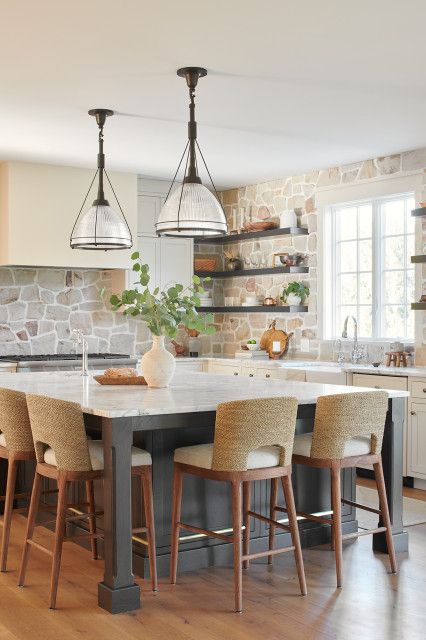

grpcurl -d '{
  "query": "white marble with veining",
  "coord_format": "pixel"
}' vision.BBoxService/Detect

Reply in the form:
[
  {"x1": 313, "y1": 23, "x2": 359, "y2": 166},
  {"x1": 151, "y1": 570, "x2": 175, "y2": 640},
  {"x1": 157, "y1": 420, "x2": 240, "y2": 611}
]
[{"x1": 0, "y1": 370, "x2": 408, "y2": 420}]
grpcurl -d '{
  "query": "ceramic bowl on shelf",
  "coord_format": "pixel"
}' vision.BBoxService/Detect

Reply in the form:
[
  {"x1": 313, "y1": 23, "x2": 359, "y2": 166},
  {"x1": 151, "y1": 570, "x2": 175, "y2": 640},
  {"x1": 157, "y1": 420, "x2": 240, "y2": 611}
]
[{"x1": 246, "y1": 343, "x2": 260, "y2": 351}]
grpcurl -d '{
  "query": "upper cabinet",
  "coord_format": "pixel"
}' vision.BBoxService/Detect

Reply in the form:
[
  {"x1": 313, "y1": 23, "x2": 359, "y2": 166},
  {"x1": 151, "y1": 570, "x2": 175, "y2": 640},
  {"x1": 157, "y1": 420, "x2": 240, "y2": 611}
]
[
  {"x1": 0, "y1": 161, "x2": 137, "y2": 269},
  {"x1": 137, "y1": 177, "x2": 169, "y2": 236}
]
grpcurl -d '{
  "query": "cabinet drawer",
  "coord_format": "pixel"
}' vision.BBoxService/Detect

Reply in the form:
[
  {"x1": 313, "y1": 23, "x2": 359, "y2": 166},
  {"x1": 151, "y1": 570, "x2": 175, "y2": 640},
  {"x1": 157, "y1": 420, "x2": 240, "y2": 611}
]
[
  {"x1": 408, "y1": 402, "x2": 426, "y2": 478},
  {"x1": 410, "y1": 381, "x2": 426, "y2": 399},
  {"x1": 352, "y1": 373, "x2": 407, "y2": 391},
  {"x1": 241, "y1": 366, "x2": 257, "y2": 378},
  {"x1": 210, "y1": 363, "x2": 241, "y2": 376}
]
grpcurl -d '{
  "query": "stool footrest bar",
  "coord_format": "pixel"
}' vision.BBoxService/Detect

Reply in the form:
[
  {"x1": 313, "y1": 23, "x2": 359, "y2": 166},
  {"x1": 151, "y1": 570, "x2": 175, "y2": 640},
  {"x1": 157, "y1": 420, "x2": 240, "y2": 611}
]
[
  {"x1": 341, "y1": 498, "x2": 381, "y2": 515},
  {"x1": 178, "y1": 522, "x2": 232, "y2": 542},
  {"x1": 247, "y1": 510, "x2": 291, "y2": 532},
  {"x1": 342, "y1": 526, "x2": 387, "y2": 541},
  {"x1": 243, "y1": 546, "x2": 295, "y2": 562}
]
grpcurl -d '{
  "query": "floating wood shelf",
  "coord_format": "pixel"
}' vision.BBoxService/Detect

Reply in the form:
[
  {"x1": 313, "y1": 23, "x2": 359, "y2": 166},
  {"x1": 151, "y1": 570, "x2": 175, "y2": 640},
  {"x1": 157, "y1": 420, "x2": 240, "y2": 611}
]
[
  {"x1": 411, "y1": 255, "x2": 426, "y2": 263},
  {"x1": 195, "y1": 266, "x2": 309, "y2": 279},
  {"x1": 195, "y1": 227, "x2": 308, "y2": 244},
  {"x1": 411, "y1": 302, "x2": 426, "y2": 310},
  {"x1": 411, "y1": 207, "x2": 426, "y2": 218},
  {"x1": 196, "y1": 305, "x2": 308, "y2": 313}
]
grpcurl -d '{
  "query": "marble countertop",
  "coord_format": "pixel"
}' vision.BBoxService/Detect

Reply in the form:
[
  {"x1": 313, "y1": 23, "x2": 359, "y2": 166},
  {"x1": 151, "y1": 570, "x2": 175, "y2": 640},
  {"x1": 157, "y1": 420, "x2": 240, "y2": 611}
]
[
  {"x1": 177, "y1": 356, "x2": 426, "y2": 377},
  {"x1": 0, "y1": 370, "x2": 408, "y2": 419}
]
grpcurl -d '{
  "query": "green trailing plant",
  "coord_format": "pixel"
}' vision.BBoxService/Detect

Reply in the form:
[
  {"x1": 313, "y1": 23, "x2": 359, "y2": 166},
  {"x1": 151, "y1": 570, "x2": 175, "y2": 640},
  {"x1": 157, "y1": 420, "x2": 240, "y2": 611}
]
[
  {"x1": 108, "y1": 251, "x2": 215, "y2": 339},
  {"x1": 281, "y1": 281, "x2": 310, "y2": 304}
]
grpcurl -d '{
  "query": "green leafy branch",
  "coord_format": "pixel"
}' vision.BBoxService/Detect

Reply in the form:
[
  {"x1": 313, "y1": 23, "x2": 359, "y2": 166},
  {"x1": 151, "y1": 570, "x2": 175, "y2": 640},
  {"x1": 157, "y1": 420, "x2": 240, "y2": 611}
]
[{"x1": 109, "y1": 251, "x2": 215, "y2": 339}]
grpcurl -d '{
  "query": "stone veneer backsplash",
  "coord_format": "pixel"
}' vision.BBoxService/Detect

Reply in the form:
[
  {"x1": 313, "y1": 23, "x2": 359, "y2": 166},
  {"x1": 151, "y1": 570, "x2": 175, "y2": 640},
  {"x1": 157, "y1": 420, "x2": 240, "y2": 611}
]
[
  {"x1": 196, "y1": 148, "x2": 426, "y2": 357},
  {"x1": 0, "y1": 268, "x2": 152, "y2": 357}
]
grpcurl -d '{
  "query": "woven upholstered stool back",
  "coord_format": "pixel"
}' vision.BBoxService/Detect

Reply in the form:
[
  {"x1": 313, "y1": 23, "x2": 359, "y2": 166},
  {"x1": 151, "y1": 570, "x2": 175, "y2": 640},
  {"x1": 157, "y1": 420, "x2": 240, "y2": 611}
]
[
  {"x1": 311, "y1": 391, "x2": 388, "y2": 460},
  {"x1": 26, "y1": 394, "x2": 92, "y2": 472},
  {"x1": 211, "y1": 396, "x2": 299, "y2": 471},
  {"x1": 0, "y1": 388, "x2": 34, "y2": 453}
]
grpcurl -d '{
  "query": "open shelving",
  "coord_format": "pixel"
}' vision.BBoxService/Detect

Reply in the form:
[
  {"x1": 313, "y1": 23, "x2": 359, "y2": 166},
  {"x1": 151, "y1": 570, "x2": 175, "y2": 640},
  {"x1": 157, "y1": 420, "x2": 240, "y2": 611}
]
[
  {"x1": 196, "y1": 305, "x2": 308, "y2": 313},
  {"x1": 411, "y1": 206, "x2": 426, "y2": 308},
  {"x1": 195, "y1": 265, "x2": 309, "y2": 279},
  {"x1": 195, "y1": 226, "x2": 308, "y2": 245},
  {"x1": 411, "y1": 207, "x2": 426, "y2": 218}
]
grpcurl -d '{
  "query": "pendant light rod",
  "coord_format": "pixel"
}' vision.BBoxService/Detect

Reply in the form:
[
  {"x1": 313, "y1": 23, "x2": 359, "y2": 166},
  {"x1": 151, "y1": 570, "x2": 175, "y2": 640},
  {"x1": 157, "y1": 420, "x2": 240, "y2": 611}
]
[
  {"x1": 177, "y1": 67, "x2": 206, "y2": 185},
  {"x1": 88, "y1": 108, "x2": 113, "y2": 206}
]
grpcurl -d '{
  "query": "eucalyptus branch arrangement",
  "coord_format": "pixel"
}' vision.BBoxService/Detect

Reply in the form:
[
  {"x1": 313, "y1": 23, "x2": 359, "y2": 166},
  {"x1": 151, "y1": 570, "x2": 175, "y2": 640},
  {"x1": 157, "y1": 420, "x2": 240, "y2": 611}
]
[{"x1": 109, "y1": 251, "x2": 215, "y2": 339}]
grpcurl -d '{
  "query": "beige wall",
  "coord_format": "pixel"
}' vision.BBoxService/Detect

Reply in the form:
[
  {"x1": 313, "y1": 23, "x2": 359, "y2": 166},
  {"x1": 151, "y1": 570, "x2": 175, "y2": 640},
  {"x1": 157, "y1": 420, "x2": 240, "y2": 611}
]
[{"x1": 0, "y1": 161, "x2": 137, "y2": 269}]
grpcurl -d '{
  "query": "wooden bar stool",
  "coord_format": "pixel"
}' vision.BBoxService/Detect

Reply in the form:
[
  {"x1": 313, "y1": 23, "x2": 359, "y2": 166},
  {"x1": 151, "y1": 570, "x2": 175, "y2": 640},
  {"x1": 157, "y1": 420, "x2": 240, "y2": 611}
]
[
  {"x1": 170, "y1": 397, "x2": 307, "y2": 613},
  {"x1": 270, "y1": 391, "x2": 397, "y2": 588},
  {"x1": 18, "y1": 394, "x2": 157, "y2": 609},
  {"x1": 0, "y1": 388, "x2": 37, "y2": 573}
]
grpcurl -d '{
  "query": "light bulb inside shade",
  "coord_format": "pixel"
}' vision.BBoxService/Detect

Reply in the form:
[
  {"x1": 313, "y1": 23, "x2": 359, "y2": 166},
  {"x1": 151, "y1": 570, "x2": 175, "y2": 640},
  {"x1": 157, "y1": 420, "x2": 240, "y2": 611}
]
[
  {"x1": 70, "y1": 204, "x2": 132, "y2": 250},
  {"x1": 156, "y1": 183, "x2": 227, "y2": 237}
]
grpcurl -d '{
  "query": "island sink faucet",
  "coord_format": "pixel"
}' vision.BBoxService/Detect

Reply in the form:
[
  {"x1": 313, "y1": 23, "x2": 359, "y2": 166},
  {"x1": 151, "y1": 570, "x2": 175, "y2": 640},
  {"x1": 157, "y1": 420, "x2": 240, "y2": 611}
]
[
  {"x1": 72, "y1": 329, "x2": 89, "y2": 377},
  {"x1": 342, "y1": 315, "x2": 362, "y2": 364}
]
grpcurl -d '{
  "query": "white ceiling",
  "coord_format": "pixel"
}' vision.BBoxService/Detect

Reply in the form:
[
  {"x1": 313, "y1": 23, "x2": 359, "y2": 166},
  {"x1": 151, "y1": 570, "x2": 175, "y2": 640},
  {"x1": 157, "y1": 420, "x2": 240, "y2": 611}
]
[{"x1": 0, "y1": 0, "x2": 425, "y2": 189}]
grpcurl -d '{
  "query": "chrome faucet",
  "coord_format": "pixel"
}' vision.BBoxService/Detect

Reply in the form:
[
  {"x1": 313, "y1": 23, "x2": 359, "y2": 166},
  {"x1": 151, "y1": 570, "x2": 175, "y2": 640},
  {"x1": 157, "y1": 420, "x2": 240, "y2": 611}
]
[
  {"x1": 342, "y1": 315, "x2": 362, "y2": 364},
  {"x1": 72, "y1": 329, "x2": 89, "y2": 377}
]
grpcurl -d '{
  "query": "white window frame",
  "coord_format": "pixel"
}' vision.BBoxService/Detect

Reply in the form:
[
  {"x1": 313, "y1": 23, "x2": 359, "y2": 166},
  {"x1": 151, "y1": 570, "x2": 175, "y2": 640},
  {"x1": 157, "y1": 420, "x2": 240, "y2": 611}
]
[
  {"x1": 327, "y1": 193, "x2": 414, "y2": 341},
  {"x1": 317, "y1": 172, "x2": 423, "y2": 344}
]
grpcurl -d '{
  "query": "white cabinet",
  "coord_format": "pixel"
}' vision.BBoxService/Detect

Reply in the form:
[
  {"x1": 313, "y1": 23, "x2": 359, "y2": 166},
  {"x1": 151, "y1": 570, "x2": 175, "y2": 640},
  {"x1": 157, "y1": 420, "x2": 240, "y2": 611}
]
[
  {"x1": 407, "y1": 402, "x2": 426, "y2": 479},
  {"x1": 305, "y1": 370, "x2": 347, "y2": 385},
  {"x1": 175, "y1": 360, "x2": 205, "y2": 373},
  {"x1": 134, "y1": 179, "x2": 193, "y2": 292},
  {"x1": 137, "y1": 193, "x2": 165, "y2": 236},
  {"x1": 160, "y1": 237, "x2": 193, "y2": 290},
  {"x1": 209, "y1": 362, "x2": 241, "y2": 376},
  {"x1": 352, "y1": 373, "x2": 407, "y2": 391}
]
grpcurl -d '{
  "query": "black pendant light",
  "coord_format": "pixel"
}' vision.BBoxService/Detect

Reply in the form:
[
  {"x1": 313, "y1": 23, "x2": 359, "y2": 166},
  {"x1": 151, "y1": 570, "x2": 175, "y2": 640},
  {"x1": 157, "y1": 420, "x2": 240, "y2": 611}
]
[
  {"x1": 155, "y1": 67, "x2": 228, "y2": 237},
  {"x1": 70, "y1": 109, "x2": 132, "y2": 250}
]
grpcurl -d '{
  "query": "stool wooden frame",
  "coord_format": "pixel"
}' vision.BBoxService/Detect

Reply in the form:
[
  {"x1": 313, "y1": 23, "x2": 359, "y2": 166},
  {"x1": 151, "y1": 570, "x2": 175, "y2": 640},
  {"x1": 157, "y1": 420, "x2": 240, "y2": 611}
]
[
  {"x1": 18, "y1": 393, "x2": 157, "y2": 609},
  {"x1": 270, "y1": 391, "x2": 397, "y2": 588},
  {"x1": 171, "y1": 462, "x2": 307, "y2": 613},
  {"x1": 170, "y1": 396, "x2": 307, "y2": 613}
]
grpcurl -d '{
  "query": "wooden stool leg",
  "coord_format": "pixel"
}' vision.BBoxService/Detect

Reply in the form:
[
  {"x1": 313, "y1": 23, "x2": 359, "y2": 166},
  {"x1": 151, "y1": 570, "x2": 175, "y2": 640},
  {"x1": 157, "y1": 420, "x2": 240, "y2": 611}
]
[
  {"x1": 49, "y1": 476, "x2": 68, "y2": 609},
  {"x1": 268, "y1": 477, "x2": 278, "y2": 565},
  {"x1": 281, "y1": 474, "x2": 307, "y2": 596},
  {"x1": 331, "y1": 465, "x2": 343, "y2": 588},
  {"x1": 18, "y1": 471, "x2": 42, "y2": 587},
  {"x1": 242, "y1": 481, "x2": 251, "y2": 569},
  {"x1": 85, "y1": 480, "x2": 98, "y2": 560},
  {"x1": 373, "y1": 459, "x2": 397, "y2": 574},
  {"x1": 232, "y1": 480, "x2": 243, "y2": 613},
  {"x1": 141, "y1": 467, "x2": 158, "y2": 592},
  {"x1": 0, "y1": 456, "x2": 19, "y2": 572},
  {"x1": 170, "y1": 464, "x2": 183, "y2": 584},
  {"x1": 330, "y1": 469, "x2": 335, "y2": 551}
]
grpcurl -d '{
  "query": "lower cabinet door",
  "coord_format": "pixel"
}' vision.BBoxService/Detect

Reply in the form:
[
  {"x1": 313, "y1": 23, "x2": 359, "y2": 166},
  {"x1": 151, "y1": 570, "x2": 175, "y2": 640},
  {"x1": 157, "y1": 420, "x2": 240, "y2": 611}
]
[{"x1": 408, "y1": 402, "x2": 426, "y2": 479}]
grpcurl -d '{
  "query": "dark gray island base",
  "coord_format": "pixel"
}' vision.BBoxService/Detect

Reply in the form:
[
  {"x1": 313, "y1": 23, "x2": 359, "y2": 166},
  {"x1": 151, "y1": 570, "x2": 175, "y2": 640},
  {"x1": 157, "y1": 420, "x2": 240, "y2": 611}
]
[{"x1": 84, "y1": 397, "x2": 406, "y2": 614}]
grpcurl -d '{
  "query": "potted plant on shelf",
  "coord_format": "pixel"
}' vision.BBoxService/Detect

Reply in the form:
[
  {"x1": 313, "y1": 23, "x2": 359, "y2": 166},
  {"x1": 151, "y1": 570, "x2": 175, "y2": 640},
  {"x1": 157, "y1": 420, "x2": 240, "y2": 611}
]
[
  {"x1": 281, "y1": 281, "x2": 310, "y2": 306},
  {"x1": 109, "y1": 252, "x2": 215, "y2": 388}
]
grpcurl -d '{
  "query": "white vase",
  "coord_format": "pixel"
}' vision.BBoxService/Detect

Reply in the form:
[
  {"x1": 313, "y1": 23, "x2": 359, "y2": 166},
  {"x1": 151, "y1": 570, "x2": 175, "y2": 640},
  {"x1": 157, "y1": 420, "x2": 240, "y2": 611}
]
[
  {"x1": 286, "y1": 293, "x2": 302, "y2": 305},
  {"x1": 141, "y1": 335, "x2": 176, "y2": 388},
  {"x1": 280, "y1": 210, "x2": 297, "y2": 228}
]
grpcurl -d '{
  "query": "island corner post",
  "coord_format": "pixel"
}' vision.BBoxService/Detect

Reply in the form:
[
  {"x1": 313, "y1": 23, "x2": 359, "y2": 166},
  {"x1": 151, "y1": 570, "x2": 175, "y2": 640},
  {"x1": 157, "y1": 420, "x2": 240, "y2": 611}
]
[{"x1": 91, "y1": 396, "x2": 407, "y2": 615}]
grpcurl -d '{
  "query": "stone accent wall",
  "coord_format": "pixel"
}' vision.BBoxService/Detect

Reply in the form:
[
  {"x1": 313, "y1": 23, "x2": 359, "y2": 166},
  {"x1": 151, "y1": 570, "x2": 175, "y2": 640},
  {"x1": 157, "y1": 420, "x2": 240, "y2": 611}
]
[
  {"x1": 0, "y1": 268, "x2": 151, "y2": 357},
  {"x1": 196, "y1": 148, "x2": 426, "y2": 357}
]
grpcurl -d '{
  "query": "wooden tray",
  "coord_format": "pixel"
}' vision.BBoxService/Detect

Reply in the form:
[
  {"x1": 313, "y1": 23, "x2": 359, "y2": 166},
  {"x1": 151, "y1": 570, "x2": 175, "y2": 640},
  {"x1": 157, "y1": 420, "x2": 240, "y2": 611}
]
[{"x1": 94, "y1": 375, "x2": 147, "y2": 386}]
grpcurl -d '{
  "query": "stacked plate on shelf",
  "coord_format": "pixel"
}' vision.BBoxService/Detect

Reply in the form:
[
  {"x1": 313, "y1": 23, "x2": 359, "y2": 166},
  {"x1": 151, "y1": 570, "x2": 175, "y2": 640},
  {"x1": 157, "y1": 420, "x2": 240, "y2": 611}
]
[{"x1": 198, "y1": 292, "x2": 213, "y2": 307}]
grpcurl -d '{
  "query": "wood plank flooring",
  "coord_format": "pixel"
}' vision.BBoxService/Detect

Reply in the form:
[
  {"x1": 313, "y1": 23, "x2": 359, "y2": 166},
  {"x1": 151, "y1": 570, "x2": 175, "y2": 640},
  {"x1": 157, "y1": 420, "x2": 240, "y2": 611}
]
[{"x1": 1, "y1": 507, "x2": 426, "y2": 640}]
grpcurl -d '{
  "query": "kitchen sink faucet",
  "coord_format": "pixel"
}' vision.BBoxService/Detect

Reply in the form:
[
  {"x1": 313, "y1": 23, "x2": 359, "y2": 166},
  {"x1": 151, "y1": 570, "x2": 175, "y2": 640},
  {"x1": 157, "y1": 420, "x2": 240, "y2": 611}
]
[
  {"x1": 72, "y1": 329, "x2": 89, "y2": 376},
  {"x1": 342, "y1": 315, "x2": 363, "y2": 364}
]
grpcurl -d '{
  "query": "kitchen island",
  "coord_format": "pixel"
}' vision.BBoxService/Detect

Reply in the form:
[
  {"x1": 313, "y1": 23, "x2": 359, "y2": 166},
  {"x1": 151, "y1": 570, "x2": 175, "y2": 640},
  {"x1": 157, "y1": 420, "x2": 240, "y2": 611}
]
[{"x1": 0, "y1": 370, "x2": 408, "y2": 614}]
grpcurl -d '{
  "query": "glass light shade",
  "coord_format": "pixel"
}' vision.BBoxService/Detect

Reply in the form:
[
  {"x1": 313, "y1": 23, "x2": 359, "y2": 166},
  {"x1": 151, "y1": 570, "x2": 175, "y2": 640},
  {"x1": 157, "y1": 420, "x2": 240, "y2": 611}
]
[
  {"x1": 156, "y1": 183, "x2": 227, "y2": 237},
  {"x1": 70, "y1": 204, "x2": 132, "y2": 250}
]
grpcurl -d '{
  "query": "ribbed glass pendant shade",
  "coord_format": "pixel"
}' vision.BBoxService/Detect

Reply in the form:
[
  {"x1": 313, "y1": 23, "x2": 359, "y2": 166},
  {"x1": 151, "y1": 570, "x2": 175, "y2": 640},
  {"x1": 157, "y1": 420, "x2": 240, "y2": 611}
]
[
  {"x1": 70, "y1": 204, "x2": 132, "y2": 249},
  {"x1": 156, "y1": 183, "x2": 227, "y2": 237}
]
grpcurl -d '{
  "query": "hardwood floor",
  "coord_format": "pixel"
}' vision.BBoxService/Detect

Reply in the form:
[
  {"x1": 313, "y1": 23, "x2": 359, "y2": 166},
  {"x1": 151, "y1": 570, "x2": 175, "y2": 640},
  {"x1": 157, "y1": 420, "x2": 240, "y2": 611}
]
[{"x1": 1, "y1": 512, "x2": 426, "y2": 640}]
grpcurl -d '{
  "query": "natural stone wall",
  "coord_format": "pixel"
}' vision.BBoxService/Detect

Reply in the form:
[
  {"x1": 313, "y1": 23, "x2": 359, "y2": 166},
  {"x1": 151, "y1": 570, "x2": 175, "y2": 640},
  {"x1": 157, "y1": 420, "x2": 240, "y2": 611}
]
[
  {"x1": 196, "y1": 148, "x2": 426, "y2": 357},
  {"x1": 0, "y1": 268, "x2": 152, "y2": 357}
]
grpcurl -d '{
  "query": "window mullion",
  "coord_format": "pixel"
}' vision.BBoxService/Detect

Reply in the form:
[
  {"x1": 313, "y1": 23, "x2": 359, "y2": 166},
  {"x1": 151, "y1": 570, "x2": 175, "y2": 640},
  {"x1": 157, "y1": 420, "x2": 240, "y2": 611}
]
[{"x1": 372, "y1": 199, "x2": 381, "y2": 340}]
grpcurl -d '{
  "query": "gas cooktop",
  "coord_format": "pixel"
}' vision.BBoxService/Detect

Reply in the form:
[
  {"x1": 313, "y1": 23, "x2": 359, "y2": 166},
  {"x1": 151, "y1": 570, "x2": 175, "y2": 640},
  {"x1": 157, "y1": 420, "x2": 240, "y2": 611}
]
[{"x1": 0, "y1": 354, "x2": 131, "y2": 362}]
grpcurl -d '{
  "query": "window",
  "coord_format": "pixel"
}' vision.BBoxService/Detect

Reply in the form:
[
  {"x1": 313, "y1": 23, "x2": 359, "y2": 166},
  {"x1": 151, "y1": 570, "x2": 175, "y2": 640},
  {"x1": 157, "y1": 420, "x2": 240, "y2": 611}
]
[{"x1": 325, "y1": 193, "x2": 415, "y2": 341}]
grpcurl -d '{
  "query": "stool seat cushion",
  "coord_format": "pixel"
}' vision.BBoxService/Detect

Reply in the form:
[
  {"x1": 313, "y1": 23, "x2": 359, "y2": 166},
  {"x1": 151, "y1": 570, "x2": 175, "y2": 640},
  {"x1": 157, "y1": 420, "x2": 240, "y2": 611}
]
[
  {"x1": 0, "y1": 433, "x2": 6, "y2": 447},
  {"x1": 174, "y1": 442, "x2": 281, "y2": 470},
  {"x1": 293, "y1": 433, "x2": 371, "y2": 458},
  {"x1": 44, "y1": 440, "x2": 151, "y2": 470}
]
